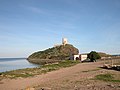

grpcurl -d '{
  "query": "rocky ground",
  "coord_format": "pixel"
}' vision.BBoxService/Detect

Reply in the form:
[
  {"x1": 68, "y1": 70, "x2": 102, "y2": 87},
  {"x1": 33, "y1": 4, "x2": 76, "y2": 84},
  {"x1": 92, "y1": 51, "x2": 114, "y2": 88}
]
[{"x1": 0, "y1": 61, "x2": 120, "y2": 90}]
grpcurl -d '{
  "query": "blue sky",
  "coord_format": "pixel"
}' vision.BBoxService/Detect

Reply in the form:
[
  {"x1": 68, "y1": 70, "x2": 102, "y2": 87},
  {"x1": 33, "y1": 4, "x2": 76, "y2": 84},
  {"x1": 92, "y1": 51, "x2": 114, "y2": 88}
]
[{"x1": 0, "y1": 0, "x2": 120, "y2": 57}]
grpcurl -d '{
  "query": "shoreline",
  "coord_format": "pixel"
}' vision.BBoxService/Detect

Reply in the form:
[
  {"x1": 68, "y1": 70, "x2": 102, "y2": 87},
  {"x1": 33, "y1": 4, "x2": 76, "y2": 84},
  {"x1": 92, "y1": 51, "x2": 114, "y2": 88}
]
[
  {"x1": 0, "y1": 58, "x2": 38, "y2": 73},
  {"x1": 0, "y1": 60, "x2": 79, "y2": 80}
]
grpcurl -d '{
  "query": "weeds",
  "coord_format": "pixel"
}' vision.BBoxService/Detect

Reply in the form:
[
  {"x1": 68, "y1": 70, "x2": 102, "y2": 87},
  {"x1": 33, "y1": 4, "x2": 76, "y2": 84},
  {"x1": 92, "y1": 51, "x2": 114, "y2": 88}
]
[
  {"x1": 82, "y1": 68, "x2": 101, "y2": 72},
  {"x1": 95, "y1": 73, "x2": 120, "y2": 82}
]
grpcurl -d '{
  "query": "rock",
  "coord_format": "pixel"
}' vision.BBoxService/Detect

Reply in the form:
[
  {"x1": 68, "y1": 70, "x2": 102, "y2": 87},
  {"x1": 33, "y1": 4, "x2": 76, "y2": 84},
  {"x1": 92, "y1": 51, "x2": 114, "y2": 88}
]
[
  {"x1": 26, "y1": 87, "x2": 35, "y2": 90},
  {"x1": 118, "y1": 85, "x2": 120, "y2": 88},
  {"x1": 40, "y1": 87, "x2": 51, "y2": 90},
  {"x1": 86, "y1": 84, "x2": 92, "y2": 87},
  {"x1": 103, "y1": 64, "x2": 112, "y2": 69},
  {"x1": 116, "y1": 66, "x2": 120, "y2": 70},
  {"x1": 107, "y1": 84, "x2": 114, "y2": 88}
]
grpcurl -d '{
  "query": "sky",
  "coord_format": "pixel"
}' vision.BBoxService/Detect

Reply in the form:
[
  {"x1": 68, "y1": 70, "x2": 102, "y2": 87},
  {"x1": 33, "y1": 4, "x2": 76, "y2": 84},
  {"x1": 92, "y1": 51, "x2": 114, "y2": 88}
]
[{"x1": 0, "y1": 0, "x2": 120, "y2": 58}]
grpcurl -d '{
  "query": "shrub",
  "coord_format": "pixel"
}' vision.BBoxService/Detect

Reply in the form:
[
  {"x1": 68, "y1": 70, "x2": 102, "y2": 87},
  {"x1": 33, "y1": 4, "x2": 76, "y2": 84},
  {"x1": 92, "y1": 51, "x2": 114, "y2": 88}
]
[{"x1": 87, "y1": 51, "x2": 101, "y2": 62}]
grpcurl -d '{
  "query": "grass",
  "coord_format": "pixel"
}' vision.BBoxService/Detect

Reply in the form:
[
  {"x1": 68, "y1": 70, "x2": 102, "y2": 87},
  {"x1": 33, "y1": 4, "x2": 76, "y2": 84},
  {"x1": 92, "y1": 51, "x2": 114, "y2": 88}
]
[
  {"x1": 0, "y1": 60, "x2": 79, "y2": 79},
  {"x1": 82, "y1": 68, "x2": 101, "y2": 72},
  {"x1": 95, "y1": 73, "x2": 120, "y2": 82},
  {"x1": 40, "y1": 60, "x2": 79, "y2": 73}
]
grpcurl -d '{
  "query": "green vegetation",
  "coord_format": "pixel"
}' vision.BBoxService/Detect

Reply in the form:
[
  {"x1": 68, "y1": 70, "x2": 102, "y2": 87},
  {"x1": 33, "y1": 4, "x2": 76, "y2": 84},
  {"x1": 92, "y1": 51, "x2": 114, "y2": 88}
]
[
  {"x1": 40, "y1": 60, "x2": 79, "y2": 73},
  {"x1": 82, "y1": 68, "x2": 101, "y2": 72},
  {"x1": 95, "y1": 73, "x2": 120, "y2": 82},
  {"x1": 0, "y1": 60, "x2": 79, "y2": 79},
  {"x1": 27, "y1": 44, "x2": 79, "y2": 64},
  {"x1": 87, "y1": 51, "x2": 101, "y2": 62}
]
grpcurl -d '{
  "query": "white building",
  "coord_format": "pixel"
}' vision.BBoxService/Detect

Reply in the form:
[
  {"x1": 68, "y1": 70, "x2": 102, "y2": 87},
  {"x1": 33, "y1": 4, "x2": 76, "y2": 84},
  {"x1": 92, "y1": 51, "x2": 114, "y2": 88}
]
[
  {"x1": 80, "y1": 54, "x2": 88, "y2": 61},
  {"x1": 54, "y1": 38, "x2": 68, "y2": 47},
  {"x1": 62, "y1": 38, "x2": 68, "y2": 45},
  {"x1": 73, "y1": 54, "x2": 88, "y2": 61},
  {"x1": 73, "y1": 55, "x2": 80, "y2": 60}
]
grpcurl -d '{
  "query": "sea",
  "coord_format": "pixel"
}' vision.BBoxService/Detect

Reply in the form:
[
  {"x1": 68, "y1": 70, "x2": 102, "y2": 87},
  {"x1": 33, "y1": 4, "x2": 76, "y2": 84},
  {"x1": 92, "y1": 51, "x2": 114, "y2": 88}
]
[{"x1": 0, "y1": 58, "x2": 39, "y2": 72}]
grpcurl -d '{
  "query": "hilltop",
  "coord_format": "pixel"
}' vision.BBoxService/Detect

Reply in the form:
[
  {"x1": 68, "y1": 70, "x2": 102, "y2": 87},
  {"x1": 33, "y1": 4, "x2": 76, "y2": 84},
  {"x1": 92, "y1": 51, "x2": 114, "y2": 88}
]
[
  {"x1": 98, "y1": 52, "x2": 111, "y2": 57},
  {"x1": 27, "y1": 44, "x2": 79, "y2": 64}
]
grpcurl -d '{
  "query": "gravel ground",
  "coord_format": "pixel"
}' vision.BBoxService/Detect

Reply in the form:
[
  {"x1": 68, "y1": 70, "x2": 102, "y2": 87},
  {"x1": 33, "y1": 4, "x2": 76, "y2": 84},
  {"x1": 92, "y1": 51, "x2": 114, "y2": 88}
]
[{"x1": 0, "y1": 61, "x2": 120, "y2": 90}]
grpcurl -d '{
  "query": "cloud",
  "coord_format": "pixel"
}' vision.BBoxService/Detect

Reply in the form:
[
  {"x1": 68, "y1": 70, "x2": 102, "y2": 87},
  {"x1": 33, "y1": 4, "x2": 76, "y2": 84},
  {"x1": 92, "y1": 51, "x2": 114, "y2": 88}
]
[
  {"x1": 26, "y1": 6, "x2": 45, "y2": 14},
  {"x1": 20, "y1": 5, "x2": 46, "y2": 14}
]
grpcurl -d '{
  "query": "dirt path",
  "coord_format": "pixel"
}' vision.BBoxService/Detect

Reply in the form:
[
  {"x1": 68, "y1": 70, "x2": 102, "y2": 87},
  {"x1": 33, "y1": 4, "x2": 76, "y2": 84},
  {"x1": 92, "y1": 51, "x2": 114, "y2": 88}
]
[{"x1": 0, "y1": 61, "x2": 120, "y2": 90}]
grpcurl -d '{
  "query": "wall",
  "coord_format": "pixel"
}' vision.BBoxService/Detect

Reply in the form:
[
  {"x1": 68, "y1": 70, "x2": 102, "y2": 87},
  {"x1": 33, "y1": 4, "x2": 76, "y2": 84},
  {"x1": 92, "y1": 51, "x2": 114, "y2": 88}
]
[{"x1": 80, "y1": 54, "x2": 87, "y2": 61}]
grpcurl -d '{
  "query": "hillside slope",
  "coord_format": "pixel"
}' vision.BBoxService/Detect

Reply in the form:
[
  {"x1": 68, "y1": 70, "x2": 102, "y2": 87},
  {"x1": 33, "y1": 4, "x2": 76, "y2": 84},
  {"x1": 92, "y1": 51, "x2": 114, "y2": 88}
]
[
  {"x1": 98, "y1": 52, "x2": 111, "y2": 57},
  {"x1": 27, "y1": 44, "x2": 79, "y2": 64}
]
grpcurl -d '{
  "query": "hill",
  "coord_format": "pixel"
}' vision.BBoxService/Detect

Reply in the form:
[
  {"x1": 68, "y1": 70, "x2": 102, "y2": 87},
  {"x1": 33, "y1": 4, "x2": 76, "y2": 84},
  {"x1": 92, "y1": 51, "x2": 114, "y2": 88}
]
[
  {"x1": 98, "y1": 52, "x2": 111, "y2": 57},
  {"x1": 27, "y1": 44, "x2": 79, "y2": 64}
]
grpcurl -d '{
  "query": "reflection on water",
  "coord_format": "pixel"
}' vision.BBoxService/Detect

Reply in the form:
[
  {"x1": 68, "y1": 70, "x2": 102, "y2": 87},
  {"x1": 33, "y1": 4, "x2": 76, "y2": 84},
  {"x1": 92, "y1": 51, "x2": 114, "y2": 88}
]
[{"x1": 0, "y1": 58, "x2": 39, "y2": 72}]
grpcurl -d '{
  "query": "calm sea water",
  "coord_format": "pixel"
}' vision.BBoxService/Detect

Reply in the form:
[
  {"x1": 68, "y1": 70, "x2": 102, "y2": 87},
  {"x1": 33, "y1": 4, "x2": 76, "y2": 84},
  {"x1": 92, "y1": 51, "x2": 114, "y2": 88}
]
[{"x1": 0, "y1": 58, "x2": 39, "y2": 72}]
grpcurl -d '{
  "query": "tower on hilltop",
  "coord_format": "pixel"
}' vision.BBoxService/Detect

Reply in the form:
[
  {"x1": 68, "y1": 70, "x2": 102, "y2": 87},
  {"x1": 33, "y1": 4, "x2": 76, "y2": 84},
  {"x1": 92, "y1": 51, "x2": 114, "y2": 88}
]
[{"x1": 62, "y1": 38, "x2": 68, "y2": 45}]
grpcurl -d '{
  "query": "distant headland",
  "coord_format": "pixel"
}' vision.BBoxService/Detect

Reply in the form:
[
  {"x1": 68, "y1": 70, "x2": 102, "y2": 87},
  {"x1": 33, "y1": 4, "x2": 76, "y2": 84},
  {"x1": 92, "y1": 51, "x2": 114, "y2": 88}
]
[{"x1": 27, "y1": 38, "x2": 79, "y2": 64}]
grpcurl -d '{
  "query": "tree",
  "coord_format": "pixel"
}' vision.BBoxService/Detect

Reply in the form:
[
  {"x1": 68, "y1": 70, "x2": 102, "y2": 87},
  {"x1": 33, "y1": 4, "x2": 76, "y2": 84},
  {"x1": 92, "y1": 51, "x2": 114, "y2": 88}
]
[{"x1": 87, "y1": 51, "x2": 101, "y2": 62}]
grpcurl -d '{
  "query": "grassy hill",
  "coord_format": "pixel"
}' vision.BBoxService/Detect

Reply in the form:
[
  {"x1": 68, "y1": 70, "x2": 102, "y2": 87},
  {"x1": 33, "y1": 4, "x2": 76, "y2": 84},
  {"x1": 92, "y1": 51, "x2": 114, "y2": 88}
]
[{"x1": 27, "y1": 44, "x2": 79, "y2": 64}]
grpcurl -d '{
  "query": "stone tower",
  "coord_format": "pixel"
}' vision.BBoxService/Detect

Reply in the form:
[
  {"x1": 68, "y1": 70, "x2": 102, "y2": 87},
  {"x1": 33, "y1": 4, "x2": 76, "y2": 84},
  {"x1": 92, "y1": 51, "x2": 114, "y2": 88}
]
[{"x1": 62, "y1": 38, "x2": 68, "y2": 45}]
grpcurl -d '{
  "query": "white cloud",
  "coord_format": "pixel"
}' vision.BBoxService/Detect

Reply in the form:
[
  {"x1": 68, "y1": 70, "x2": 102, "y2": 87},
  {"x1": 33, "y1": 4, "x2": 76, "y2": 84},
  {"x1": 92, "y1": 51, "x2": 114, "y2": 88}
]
[
  {"x1": 20, "y1": 5, "x2": 46, "y2": 14},
  {"x1": 26, "y1": 6, "x2": 44, "y2": 14}
]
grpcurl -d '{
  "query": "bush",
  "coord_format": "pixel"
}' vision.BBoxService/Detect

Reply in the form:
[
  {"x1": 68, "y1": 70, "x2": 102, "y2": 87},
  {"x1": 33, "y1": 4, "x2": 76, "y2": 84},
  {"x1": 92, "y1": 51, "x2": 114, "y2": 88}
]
[{"x1": 87, "y1": 51, "x2": 101, "y2": 62}]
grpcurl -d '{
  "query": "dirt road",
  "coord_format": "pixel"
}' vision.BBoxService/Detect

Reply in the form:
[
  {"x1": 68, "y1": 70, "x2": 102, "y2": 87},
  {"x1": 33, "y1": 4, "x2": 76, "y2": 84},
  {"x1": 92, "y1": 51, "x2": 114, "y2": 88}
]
[{"x1": 0, "y1": 61, "x2": 120, "y2": 90}]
